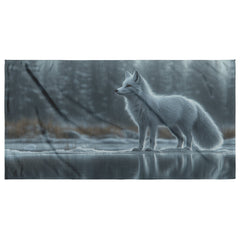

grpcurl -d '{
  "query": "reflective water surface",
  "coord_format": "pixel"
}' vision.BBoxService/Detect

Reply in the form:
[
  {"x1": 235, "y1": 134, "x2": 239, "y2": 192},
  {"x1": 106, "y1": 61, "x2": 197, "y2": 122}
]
[{"x1": 5, "y1": 138, "x2": 235, "y2": 179}]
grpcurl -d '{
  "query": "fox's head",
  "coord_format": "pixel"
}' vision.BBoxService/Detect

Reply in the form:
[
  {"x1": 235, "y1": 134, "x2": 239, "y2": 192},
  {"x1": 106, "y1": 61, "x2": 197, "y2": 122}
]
[{"x1": 114, "y1": 71, "x2": 142, "y2": 96}]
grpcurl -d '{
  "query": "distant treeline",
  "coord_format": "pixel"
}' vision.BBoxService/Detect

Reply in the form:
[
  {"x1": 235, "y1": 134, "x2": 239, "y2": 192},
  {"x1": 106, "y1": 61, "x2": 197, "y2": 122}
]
[{"x1": 5, "y1": 60, "x2": 235, "y2": 132}]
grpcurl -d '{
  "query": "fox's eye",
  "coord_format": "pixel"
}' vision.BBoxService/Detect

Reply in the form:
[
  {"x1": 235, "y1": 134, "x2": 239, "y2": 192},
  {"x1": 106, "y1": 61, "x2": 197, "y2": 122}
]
[{"x1": 126, "y1": 84, "x2": 132, "y2": 87}]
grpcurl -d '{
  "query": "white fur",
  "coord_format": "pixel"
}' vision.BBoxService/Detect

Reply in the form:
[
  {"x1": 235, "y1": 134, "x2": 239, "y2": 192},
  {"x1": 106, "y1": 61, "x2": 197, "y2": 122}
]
[{"x1": 116, "y1": 71, "x2": 223, "y2": 151}]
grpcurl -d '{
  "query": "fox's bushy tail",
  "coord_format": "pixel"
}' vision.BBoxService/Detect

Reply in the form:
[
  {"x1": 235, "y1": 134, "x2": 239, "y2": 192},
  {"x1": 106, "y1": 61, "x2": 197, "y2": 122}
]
[{"x1": 192, "y1": 104, "x2": 223, "y2": 149}]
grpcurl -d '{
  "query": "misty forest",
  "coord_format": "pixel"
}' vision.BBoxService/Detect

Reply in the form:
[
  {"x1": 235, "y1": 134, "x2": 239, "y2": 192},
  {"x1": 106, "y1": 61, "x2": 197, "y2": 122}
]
[{"x1": 5, "y1": 60, "x2": 235, "y2": 179}]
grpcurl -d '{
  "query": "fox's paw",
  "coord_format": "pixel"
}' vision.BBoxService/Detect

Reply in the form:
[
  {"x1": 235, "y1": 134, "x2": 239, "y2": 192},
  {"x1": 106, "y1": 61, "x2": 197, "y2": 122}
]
[
  {"x1": 131, "y1": 147, "x2": 142, "y2": 152},
  {"x1": 144, "y1": 147, "x2": 154, "y2": 152},
  {"x1": 177, "y1": 145, "x2": 184, "y2": 149},
  {"x1": 183, "y1": 146, "x2": 192, "y2": 151}
]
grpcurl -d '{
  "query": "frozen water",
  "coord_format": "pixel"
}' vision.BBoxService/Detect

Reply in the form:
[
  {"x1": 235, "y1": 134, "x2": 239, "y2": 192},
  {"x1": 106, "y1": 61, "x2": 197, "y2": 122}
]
[
  {"x1": 23, "y1": 144, "x2": 37, "y2": 151},
  {"x1": 5, "y1": 137, "x2": 235, "y2": 179}
]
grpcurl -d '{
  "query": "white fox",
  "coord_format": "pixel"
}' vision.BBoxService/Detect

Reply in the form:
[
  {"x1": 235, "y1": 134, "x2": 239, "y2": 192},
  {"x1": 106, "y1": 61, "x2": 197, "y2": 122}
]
[{"x1": 115, "y1": 71, "x2": 223, "y2": 151}]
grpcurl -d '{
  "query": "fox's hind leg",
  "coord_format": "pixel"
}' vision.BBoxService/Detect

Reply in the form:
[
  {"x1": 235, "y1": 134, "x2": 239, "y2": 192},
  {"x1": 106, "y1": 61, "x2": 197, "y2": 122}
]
[
  {"x1": 185, "y1": 133, "x2": 192, "y2": 150},
  {"x1": 170, "y1": 126, "x2": 184, "y2": 149},
  {"x1": 180, "y1": 126, "x2": 193, "y2": 150}
]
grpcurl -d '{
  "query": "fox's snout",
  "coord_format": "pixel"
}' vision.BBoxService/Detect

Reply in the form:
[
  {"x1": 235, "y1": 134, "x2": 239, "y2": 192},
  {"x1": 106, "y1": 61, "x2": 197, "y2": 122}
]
[{"x1": 114, "y1": 89, "x2": 118, "y2": 93}]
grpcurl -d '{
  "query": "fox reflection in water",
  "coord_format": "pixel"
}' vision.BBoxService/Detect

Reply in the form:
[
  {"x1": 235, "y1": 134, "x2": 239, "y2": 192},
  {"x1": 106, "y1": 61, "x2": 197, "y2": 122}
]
[
  {"x1": 134, "y1": 152, "x2": 233, "y2": 179},
  {"x1": 5, "y1": 151, "x2": 235, "y2": 179}
]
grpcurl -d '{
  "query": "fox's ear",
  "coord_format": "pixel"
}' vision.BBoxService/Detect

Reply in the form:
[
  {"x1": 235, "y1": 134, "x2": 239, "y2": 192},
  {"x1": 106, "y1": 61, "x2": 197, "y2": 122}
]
[
  {"x1": 125, "y1": 71, "x2": 132, "y2": 79},
  {"x1": 133, "y1": 70, "x2": 139, "y2": 82}
]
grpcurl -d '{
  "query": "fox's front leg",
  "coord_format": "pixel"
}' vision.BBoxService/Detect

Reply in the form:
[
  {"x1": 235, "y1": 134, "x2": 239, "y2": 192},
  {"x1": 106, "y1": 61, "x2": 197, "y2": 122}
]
[
  {"x1": 132, "y1": 124, "x2": 147, "y2": 151},
  {"x1": 145, "y1": 126, "x2": 157, "y2": 151}
]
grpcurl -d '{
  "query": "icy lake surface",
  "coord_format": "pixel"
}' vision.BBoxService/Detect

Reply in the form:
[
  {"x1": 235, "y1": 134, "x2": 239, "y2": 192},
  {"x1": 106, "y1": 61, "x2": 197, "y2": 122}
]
[{"x1": 5, "y1": 137, "x2": 235, "y2": 179}]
